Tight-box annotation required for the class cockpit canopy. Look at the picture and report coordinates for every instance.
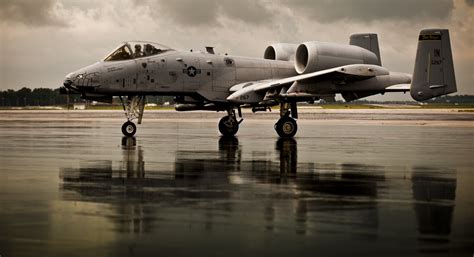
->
[103,41,173,61]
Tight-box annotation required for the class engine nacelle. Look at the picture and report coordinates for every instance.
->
[263,43,298,61]
[294,42,379,74]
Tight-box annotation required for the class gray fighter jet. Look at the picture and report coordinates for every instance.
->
[61,29,456,137]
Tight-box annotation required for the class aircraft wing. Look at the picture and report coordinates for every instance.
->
[227,64,390,103]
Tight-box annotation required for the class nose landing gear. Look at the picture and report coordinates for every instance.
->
[119,95,145,137]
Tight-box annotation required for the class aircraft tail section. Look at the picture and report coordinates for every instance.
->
[350,33,381,66]
[411,29,456,101]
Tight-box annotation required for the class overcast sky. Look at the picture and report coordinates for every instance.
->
[1,0,473,100]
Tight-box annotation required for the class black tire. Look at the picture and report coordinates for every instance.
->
[218,116,239,136]
[122,121,137,137]
[275,117,297,138]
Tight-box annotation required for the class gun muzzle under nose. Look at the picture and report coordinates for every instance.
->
[63,79,73,88]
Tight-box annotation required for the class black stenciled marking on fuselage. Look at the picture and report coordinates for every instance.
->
[224,57,234,66]
[182,66,201,77]
[419,34,441,41]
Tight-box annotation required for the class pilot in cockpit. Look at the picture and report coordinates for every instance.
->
[134,44,143,57]
[144,44,153,56]
[144,44,160,55]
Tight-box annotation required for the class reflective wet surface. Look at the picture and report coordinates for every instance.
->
[0,111,473,257]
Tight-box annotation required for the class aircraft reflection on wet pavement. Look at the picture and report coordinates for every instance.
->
[59,136,457,249]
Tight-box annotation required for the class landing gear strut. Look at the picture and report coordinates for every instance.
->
[119,96,145,137]
[274,102,298,138]
[219,108,242,137]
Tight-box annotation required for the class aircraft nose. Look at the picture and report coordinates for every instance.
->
[63,62,103,89]
[63,79,73,88]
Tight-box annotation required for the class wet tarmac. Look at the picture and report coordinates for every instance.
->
[0,110,473,257]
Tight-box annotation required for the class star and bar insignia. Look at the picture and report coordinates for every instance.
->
[183,66,201,77]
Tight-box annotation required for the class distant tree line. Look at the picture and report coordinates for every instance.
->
[0,87,174,107]
[425,94,474,103]
[345,94,474,104]
[0,88,81,106]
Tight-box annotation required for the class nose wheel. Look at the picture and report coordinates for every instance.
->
[122,121,137,137]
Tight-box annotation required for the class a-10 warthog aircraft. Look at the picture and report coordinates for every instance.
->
[61,29,456,137]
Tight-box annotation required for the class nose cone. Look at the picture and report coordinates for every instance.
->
[65,71,75,80]
[64,62,103,89]
[63,79,73,88]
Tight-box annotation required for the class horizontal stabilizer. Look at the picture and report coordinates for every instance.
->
[385,84,410,92]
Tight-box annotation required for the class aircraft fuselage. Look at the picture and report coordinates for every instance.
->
[67,50,296,103]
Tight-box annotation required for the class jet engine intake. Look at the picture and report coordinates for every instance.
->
[263,43,298,61]
[294,42,379,74]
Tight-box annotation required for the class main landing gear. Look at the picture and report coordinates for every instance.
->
[274,102,298,138]
[217,103,298,138]
[218,107,242,137]
[120,96,145,137]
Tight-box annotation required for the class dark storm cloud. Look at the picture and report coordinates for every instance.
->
[0,0,66,26]
[134,0,459,27]
[138,0,272,26]
[151,0,219,26]
[219,0,272,25]
[280,0,455,23]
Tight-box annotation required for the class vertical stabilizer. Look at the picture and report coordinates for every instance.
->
[350,33,381,66]
[411,29,456,101]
